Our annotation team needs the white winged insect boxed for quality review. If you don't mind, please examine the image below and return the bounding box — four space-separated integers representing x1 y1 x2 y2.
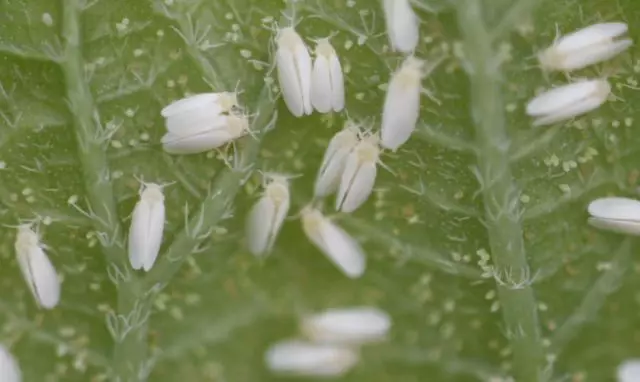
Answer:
276 26 313 117
161 112 250 154
161 91 240 134
381 56 425 151
301 306 392 345
539 22 632 72
14 224 60 309
336 133 382 213
382 0 419 53
311 37 345 113
246 173 291 257
525 79 611 126
314 122 361 198
617 359 640 382
128 181 167 271
0 345 21 382
300 206 366 278
265 339 359 377
587 197 640 236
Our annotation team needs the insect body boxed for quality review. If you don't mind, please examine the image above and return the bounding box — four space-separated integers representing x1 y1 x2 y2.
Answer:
128 182 166 271
246 174 291 257
525 79 610 126
301 206 366 278
311 38 345 113
276 27 313 117
587 197 640 236
314 124 360 198
14 224 60 309
382 0 419 53
381 56 424 150
539 22 632 72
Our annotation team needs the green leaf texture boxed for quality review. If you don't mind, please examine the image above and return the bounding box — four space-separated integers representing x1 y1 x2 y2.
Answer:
1 0 639 381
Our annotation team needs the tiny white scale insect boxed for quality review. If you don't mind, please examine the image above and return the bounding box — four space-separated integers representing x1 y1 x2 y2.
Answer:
539 22 632 72
336 133 381 213
0 345 21 382
301 306 392 345
246 174 291 257
276 27 313 117
311 38 345 113
264 339 359 377
587 197 640 236
525 79 611 126
617 359 640 382
300 206 366 278
128 182 166 271
382 0 419 53
161 92 239 134
161 113 250 154
14 224 60 309
314 123 361 198
381 56 424 150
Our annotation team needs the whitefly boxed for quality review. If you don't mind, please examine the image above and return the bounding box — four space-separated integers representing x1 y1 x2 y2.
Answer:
264 339 359 377
525 79 611 126
0 344 21 382
301 306 392 345
587 197 640 236
539 22 632 72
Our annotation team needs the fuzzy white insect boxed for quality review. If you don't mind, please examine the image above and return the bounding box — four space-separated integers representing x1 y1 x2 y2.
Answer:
314 123 360 198
381 56 424 150
301 206 366 278
539 22 632 72
311 38 345 113
301 307 392 345
617 359 640 382
246 174 291 257
276 27 313 117
382 0 419 53
128 182 166 271
161 113 250 154
587 197 640 236
14 224 60 309
336 134 381 213
265 339 359 377
525 79 611 126
0 345 21 382
161 92 239 134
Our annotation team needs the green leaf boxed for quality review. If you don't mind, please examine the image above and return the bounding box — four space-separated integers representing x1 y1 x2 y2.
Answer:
1 0 639 380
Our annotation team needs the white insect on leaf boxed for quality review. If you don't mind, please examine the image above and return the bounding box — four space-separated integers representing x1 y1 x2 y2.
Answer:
301 306 392 345
246 173 291 257
128 181 166 271
161 91 240 134
161 112 250 154
617 359 640 382
382 0 419 53
525 79 611 126
0 345 21 382
300 206 366 278
314 122 361 198
265 339 359 377
311 37 345 113
381 56 424 151
587 197 640 236
276 26 313 117
14 224 60 309
336 133 381 213
539 22 632 72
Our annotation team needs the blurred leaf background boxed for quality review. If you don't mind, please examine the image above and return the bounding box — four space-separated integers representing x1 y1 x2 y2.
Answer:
1 0 640 381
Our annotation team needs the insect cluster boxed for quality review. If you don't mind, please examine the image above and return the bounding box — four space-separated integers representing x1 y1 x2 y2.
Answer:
5 0 637 380
265 307 391 377
526 22 632 126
